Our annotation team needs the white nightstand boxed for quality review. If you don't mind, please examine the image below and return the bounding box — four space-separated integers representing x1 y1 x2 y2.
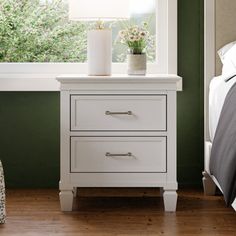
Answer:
56 74 182 212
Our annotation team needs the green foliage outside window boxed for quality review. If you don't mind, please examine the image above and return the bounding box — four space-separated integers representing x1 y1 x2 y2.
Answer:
0 0 87 62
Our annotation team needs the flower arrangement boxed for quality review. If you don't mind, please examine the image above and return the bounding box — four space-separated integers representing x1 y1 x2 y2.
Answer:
117 22 151 55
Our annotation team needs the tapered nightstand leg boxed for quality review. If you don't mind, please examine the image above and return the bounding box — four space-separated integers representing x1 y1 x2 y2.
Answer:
73 187 78 198
59 190 74 212
202 171 216 196
160 187 164 197
163 190 177 212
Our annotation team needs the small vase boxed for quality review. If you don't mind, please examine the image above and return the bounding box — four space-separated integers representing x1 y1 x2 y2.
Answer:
127 54 147 75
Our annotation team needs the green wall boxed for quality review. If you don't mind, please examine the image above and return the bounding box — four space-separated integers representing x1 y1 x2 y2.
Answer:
0 0 204 188
0 93 60 187
177 0 204 186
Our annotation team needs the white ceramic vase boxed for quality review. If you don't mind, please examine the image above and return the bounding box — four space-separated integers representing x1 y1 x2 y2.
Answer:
127 54 147 75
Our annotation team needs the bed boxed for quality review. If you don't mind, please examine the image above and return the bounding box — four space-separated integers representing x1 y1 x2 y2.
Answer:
203 0 236 211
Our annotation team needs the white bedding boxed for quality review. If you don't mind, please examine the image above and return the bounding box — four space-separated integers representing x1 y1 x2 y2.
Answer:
232 198 236 211
209 73 236 141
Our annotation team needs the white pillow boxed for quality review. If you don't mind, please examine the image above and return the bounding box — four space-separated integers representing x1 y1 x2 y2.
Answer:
218 42 236 75
218 41 236 63
222 57 236 75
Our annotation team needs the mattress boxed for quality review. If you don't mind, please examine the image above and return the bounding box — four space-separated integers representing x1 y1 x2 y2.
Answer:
209 74 236 141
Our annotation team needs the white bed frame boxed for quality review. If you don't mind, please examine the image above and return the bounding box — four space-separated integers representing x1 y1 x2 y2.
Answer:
203 0 236 211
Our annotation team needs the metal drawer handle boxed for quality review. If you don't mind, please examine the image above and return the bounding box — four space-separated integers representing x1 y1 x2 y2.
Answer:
105 111 133 116
106 152 132 158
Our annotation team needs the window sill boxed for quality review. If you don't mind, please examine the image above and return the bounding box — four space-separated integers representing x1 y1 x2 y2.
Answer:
0 62 163 91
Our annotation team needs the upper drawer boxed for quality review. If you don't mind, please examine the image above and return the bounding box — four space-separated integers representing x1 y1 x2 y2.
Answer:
70 95 167 131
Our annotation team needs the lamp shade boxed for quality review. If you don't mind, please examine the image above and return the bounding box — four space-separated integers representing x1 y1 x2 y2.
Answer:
69 0 130 21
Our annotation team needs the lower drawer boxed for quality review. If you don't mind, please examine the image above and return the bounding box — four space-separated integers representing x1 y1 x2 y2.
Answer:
70 137 167 173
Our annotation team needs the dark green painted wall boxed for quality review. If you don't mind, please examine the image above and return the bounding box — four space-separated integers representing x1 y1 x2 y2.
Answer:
0 93 60 187
0 0 204 188
177 0 204 186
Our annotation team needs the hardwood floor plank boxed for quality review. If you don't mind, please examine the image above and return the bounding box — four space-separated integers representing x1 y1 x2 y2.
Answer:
0 188 235 236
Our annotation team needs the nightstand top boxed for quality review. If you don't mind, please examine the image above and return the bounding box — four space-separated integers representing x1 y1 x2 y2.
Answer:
56 74 182 91
57 74 181 80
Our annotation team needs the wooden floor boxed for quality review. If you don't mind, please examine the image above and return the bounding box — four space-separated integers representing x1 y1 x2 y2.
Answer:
0 188 235 236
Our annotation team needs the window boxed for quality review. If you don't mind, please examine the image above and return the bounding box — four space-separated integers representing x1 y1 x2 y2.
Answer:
0 0 177 90
0 0 156 63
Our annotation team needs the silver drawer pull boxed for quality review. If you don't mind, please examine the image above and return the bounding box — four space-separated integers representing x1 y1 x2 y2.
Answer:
105 111 133 115
106 152 132 158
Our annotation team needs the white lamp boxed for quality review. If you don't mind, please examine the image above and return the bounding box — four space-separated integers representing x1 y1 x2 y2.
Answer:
69 0 130 76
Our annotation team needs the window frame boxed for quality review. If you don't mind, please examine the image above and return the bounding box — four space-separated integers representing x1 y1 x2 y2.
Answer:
0 0 177 91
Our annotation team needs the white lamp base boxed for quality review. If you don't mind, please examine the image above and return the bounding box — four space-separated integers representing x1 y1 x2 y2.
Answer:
87 29 112 76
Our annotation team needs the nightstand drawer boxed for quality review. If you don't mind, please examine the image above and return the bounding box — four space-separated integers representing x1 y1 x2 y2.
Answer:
70 95 167 131
70 137 167 173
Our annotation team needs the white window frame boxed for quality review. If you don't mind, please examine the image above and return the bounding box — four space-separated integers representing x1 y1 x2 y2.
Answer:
0 0 177 91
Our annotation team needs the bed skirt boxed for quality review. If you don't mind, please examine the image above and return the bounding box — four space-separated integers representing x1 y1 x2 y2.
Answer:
0 160 6 224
